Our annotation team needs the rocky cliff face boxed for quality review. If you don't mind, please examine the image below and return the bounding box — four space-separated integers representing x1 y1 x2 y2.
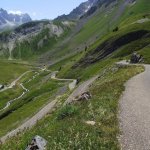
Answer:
0 8 32 30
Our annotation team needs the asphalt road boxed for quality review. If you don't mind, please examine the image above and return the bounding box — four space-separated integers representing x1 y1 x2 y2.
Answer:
119 63 150 150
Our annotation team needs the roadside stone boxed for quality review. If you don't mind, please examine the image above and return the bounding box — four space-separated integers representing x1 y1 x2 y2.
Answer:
74 91 92 102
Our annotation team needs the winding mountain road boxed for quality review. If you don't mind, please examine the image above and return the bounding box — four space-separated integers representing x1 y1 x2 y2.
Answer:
0 71 32 112
0 71 39 112
0 84 28 112
0 71 31 93
118 61 150 150
0 69 50 111
51 71 77 90
0 69 98 143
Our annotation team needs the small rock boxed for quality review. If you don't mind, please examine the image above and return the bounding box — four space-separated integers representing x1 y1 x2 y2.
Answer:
130 52 144 63
0 84 4 90
111 67 119 73
85 121 96 126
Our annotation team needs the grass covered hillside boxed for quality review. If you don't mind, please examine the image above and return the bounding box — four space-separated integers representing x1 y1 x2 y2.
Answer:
0 0 150 149
39 0 150 65
0 60 30 84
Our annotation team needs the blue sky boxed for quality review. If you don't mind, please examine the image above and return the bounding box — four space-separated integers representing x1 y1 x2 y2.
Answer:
1 0 86 20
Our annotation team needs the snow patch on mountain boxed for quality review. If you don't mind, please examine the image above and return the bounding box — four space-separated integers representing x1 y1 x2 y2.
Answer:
8 10 23 15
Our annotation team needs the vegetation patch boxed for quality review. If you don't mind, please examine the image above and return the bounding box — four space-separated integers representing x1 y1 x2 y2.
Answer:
56 105 78 120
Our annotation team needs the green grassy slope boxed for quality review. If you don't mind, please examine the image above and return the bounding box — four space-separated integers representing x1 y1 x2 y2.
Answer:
0 65 144 150
120 0 150 25
42 0 150 65
50 21 149 82
0 60 30 84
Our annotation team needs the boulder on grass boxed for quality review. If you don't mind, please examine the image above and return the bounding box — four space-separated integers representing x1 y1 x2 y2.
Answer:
130 52 144 63
25 135 47 150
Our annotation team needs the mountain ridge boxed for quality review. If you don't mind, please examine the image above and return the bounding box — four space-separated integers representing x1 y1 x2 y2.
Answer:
55 0 99 21
0 8 32 31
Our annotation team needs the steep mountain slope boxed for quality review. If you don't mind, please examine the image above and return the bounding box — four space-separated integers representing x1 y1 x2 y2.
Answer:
39 0 150 65
0 8 31 31
0 20 73 60
54 0 150 79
